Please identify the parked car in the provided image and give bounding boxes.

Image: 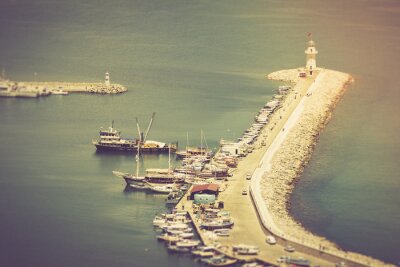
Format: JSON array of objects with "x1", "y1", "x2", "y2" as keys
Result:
[
  {"x1": 266, "y1": 235, "x2": 276, "y2": 245},
  {"x1": 284, "y1": 245, "x2": 295, "y2": 252},
  {"x1": 242, "y1": 189, "x2": 248, "y2": 195}
]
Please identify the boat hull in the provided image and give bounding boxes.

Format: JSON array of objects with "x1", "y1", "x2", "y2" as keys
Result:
[{"x1": 94, "y1": 143, "x2": 176, "y2": 153}]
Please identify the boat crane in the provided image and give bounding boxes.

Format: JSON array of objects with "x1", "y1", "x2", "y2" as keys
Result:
[
  {"x1": 136, "y1": 112, "x2": 156, "y2": 144},
  {"x1": 143, "y1": 112, "x2": 156, "y2": 143}
]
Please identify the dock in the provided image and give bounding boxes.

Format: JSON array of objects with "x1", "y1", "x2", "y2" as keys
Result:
[
  {"x1": 171, "y1": 67, "x2": 392, "y2": 267},
  {"x1": 0, "y1": 72, "x2": 127, "y2": 97}
]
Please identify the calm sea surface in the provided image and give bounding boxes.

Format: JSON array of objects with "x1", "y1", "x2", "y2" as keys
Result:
[{"x1": 0, "y1": 1, "x2": 399, "y2": 266}]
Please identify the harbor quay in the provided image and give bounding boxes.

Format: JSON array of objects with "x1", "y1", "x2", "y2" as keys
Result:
[
  {"x1": 0, "y1": 72, "x2": 127, "y2": 98},
  {"x1": 153, "y1": 39, "x2": 393, "y2": 267},
  {"x1": 175, "y1": 69, "x2": 339, "y2": 267},
  {"x1": 173, "y1": 67, "x2": 392, "y2": 267}
]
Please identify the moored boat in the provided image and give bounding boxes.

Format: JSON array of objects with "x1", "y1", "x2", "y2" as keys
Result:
[
  {"x1": 200, "y1": 218, "x2": 234, "y2": 230},
  {"x1": 232, "y1": 244, "x2": 259, "y2": 255},
  {"x1": 93, "y1": 116, "x2": 177, "y2": 153},
  {"x1": 201, "y1": 255, "x2": 237, "y2": 267},
  {"x1": 191, "y1": 246, "x2": 215, "y2": 257},
  {"x1": 51, "y1": 89, "x2": 69, "y2": 95},
  {"x1": 213, "y1": 229, "x2": 230, "y2": 237},
  {"x1": 148, "y1": 184, "x2": 176, "y2": 194},
  {"x1": 167, "y1": 244, "x2": 191, "y2": 253}
]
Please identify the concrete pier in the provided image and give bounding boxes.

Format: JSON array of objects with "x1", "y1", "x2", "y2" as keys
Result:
[
  {"x1": 177, "y1": 68, "x2": 393, "y2": 267},
  {"x1": 15, "y1": 81, "x2": 127, "y2": 94},
  {"x1": 0, "y1": 74, "x2": 127, "y2": 97}
]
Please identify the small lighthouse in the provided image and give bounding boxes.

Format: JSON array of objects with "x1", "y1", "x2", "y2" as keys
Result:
[
  {"x1": 105, "y1": 72, "x2": 110, "y2": 86},
  {"x1": 305, "y1": 36, "x2": 318, "y2": 76}
]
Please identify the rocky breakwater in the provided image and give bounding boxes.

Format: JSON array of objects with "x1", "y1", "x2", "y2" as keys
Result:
[
  {"x1": 84, "y1": 83, "x2": 127, "y2": 94},
  {"x1": 259, "y1": 69, "x2": 392, "y2": 266},
  {"x1": 22, "y1": 81, "x2": 127, "y2": 94}
]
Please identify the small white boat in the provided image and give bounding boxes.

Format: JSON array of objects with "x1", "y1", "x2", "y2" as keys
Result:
[
  {"x1": 167, "y1": 244, "x2": 191, "y2": 253},
  {"x1": 242, "y1": 262, "x2": 264, "y2": 267},
  {"x1": 213, "y1": 229, "x2": 230, "y2": 237},
  {"x1": 191, "y1": 246, "x2": 215, "y2": 257},
  {"x1": 200, "y1": 218, "x2": 234, "y2": 230},
  {"x1": 129, "y1": 183, "x2": 149, "y2": 190},
  {"x1": 149, "y1": 184, "x2": 175, "y2": 194},
  {"x1": 179, "y1": 232, "x2": 194, "y2": 239},
  {"x1": 233, "y1": 244, "x2": 260, "y2": 255},
  {"x1": 201, "y1": 255, "x2": 237, "y2": 267},
  {"x1": 176, "y1": 239, "x2": 200, "y2": 248},
  {"x1": 162, "y1": 223, "x2": 189, "y2": 232},
  {"x1": 157, "y1": 234, "x2": 180, "y2": 242},
  {"x1": 153, "y1": 216, "x2": 166, "y2": 227},
  {"x1": 51, "y1": 89, "x2": 69, "y2": 95}
]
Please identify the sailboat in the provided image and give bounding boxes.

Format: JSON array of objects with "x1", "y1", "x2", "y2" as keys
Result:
[
  {"x1": 147, "y1": 144, "x2": 179, "y2": 193},
  {"x1": 175, "y1": 130, "x2": 213, "y2": 159},
  {"x1": 112, "y1": 118, "x2": 146, "y2": 186}
]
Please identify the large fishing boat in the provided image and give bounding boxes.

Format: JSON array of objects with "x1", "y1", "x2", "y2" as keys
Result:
[{"x1": 92, "y1": 114, "x2": 177, "y2": 153}]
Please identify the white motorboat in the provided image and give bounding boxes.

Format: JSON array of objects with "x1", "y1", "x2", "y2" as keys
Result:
[
  {"x1": 167, "y1": 244, "x2": 191, "y2": 253},
  {"x1": 179, "y1": 232, "x2": 194, "y2": 239},
  {"x1": 233, "y1": 244, "x2": 260, "y2": 255},
  {"x1": 176, "y1": 239, "x2": 200, "y2": 249},
  {"x1": 162, "y1": 223, "x2": 189, "y2": 232},
  {"x1": 213, "y1": 229, "x2": 230, "y2": 237},
  {"x1": 191, "y1": 246, "x2": 215, "y2": 257},
  {"x1": 153, "y1": 216, "x2": 166, "y2": 227},
  {"x1": 51, "y1": 89, "x2": 69, "y2": 95},
  {"x1": 149, "y1": 184, "x2": 175, "y2": 194}
]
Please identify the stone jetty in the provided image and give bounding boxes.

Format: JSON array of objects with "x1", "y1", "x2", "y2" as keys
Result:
[{"x1": 0, "y1": 72, "x2": 127, "y2": 98}]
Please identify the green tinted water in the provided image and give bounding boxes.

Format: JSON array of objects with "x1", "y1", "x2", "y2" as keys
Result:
[{"x1": 0, "y1": 0, "x2": 399, "y2": 266}]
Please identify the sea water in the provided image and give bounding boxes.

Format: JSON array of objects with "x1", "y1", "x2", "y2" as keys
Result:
[{"x1": 0, "y1": 0, "x2": 399, "y2": 266}]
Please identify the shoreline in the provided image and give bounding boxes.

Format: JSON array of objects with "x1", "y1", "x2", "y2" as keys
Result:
[{"x1": 252, "y1": 68, "x2": 392, "y2": 266}]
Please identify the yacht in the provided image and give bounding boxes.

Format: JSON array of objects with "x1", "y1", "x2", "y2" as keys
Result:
[
  {"x1": 148, "y1": 184, "x2": 175, "y2": 194},
  {"x1": 93, "y1": 120, "x2": 177, "y2": 153}
]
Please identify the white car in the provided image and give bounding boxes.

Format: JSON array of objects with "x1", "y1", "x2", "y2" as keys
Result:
[
  {"x1": 284, "y1": 245, "x2": 295, "y2": 252},
  {"x1": 266, "y1": 235, "x2": 276, "y2": 245}
]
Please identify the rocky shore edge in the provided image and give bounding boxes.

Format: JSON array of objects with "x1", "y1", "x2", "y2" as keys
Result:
[{"x1": 261, "y1": 69, "x2": 393, "y2": 267}]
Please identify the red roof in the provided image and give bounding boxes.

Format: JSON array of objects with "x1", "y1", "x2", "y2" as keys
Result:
[{"x1": 191, "y1": 183, "x2": 219, "y2": 193}]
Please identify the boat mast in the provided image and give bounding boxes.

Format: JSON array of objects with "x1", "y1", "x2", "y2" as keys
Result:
[
  {"x1": 168, "y1": 143, "x2": 171, "y2": 175},
  {"x1": 203, "y1": 132, "x2": 209, "y2": 152},
  {"x1": 201, "y1": 129, "x2": 203, "y2": 155},
  {"x1": 135, "y1": 117, "x2": 142, "y2": 177},
  {"x1": 136, "y1": 140, "x2": 140, "y2": 178},
  {"x1": 185, "y1": 132, "x2": 189, "y2": 179}
]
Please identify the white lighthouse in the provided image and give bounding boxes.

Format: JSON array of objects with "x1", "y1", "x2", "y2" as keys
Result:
[
  {"x1": 105, "y1": 72, "x2": 110, "y2": 86},
  {"x1": 305, "y1": 37, "x2": 318, "y2": 76}
]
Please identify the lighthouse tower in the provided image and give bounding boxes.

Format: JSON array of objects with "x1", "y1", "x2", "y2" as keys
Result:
[
  {"x1": 305, "y1": 38, "x2": 318, "y2": 76},
  {"x1": 105, "y1": 72, "x2": 110, "y2": 86}
]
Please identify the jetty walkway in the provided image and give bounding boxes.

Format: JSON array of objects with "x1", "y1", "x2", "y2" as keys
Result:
[
  {"x1": 177, "y1": 69, "x2": 392, "y2": 267},
  {"x1": 0, "y1": 77, "x2": 127, "y2": 98}
]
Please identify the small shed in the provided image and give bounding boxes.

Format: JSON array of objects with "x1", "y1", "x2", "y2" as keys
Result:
[
  {"x1": 190, "y1": 184, "x2": 219, "y2": 200},
  {"x1": 193, "y1": 194, "x2": 216, "y2": 204}
]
